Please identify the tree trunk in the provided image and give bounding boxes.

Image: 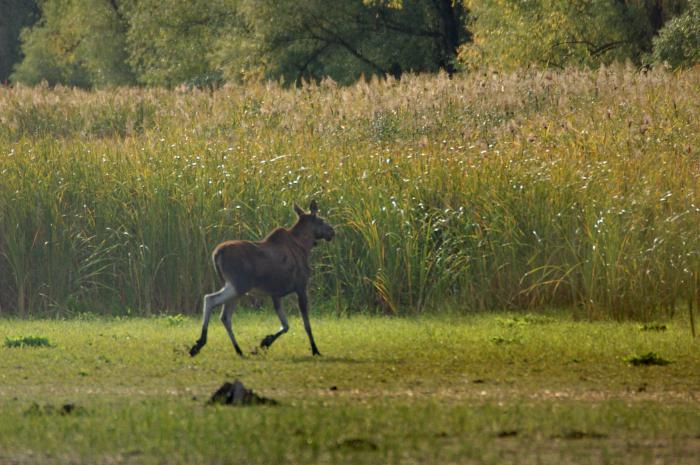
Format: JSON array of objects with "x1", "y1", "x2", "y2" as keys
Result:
[
  {"x1": 434, "y1": 0, "x2": 470, "y2": 75},
  {"x1": 648, "y1": 0, "x2": 664, "y2": 36}
]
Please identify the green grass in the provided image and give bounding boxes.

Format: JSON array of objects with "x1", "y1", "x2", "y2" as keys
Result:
[
  {"x1": 1, "y1": 66, "x2": 699, "y2": 319},
  {"x1": 1, "y1": 313, "x2": 699, "y2": 464}
]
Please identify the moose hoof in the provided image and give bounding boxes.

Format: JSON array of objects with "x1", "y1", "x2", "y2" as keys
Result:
[
  {"x1": 260, "y1": 335, "x2": 276, "y2": 348},
  {"x1": 235, "y1": 346, "x2": 244, "y2": 357},
  {"x1": 312, "y1": 348, "x2": 322, "y2": 357},
  {"x1": 189, "y1": 342, "x2": 204, "y2": 357}
]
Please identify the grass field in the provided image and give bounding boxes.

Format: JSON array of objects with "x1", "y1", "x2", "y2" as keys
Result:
[{"x1": 1, "y1": 313, "x2": 699, "y2": 464}]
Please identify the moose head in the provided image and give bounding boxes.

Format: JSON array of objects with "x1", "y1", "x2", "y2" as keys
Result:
[{"x1": 294, "y1": 200, "x2": 335, "y2": 244}]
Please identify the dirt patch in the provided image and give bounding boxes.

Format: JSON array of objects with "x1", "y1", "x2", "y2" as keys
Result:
[
  {"x1": 333, "y1": 438, "x2": 378, "y2": 451},
  {"x1": 554, "y1": 430, "x2": 608, "y2": 440},
  {"x1": 24, "y1": 402, "x2": 85, "y2": 416},
  {"x1": 625, "y1": 352, "x2": 671, "y2": 366}
]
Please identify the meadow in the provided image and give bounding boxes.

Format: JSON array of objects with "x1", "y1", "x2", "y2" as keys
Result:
[
  {"x1": 1, "y1": 313, "x2": 699, "y2": 465},
  {"x1": 1, "y1": 66, "x2": 700, "y2": 463},
  {"x1": 1, "y1": 65, "x2": 699, "y2": 320}
]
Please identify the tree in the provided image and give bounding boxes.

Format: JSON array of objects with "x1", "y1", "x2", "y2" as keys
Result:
[
  {"x1": 11, "y1": 0, "x2": 135, "y2": 87},
  {"x1": 0, "y1": 0, "x2": 39, "y2": 82},
  {"x1": 11, "y1": 0, "x2": 470, "y2": 87},
  {"x1": 219, "y1": 0, "x2": 471, "y2": 84},
  {"x1": 124, "y1": 0, "x2": 239, "y2": 87},
  {"x1": 460, "y1": 0, "x2": 683, "y2": 70},
  {"x1": 633, "y1": 0, "x2": 688, "y2": 37},
  {"x1": 652, "y1": 0, "x2": 700, "y2": 67}
]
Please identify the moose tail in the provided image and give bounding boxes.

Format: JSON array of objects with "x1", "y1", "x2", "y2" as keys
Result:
[{"x1": 212, "y1": 248, "x2": 225, "y2": 283}]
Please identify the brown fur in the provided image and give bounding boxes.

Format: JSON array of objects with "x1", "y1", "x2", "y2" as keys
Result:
[
  {"x1": 214, "y1": 226, "x2": 312, "y2": 298},
  {"x1": 189, "y1": 201, "x2": 334, "y2": 357}
]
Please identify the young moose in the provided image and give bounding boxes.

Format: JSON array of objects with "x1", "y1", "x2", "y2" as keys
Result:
[{"x1": 189, "y1": 201, "x2": 334, "y2": 357}]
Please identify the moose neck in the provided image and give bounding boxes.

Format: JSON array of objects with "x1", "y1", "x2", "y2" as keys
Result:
[{"x1": 290, "y1": 222, "x2": 316, "y2": 253}]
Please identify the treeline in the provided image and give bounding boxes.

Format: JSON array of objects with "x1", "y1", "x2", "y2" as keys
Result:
[{"x1": 1, "y1": 0, "x2": 699, "y2": 87}]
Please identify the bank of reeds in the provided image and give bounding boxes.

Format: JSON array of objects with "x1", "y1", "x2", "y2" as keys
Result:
[{"x1": 1, "y1": 65, "x2": 699, "y2": 319}]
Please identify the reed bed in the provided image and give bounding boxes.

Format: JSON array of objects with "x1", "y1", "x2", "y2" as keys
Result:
[{"x1": 0, "y1": 64, "x2": 699, "y2": 318}]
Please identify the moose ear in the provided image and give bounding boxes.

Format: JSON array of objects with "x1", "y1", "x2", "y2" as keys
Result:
[
  {"x1": 294, "y1": 204, "x2": 305, "y2": 217},
  {"x1": 309, "y1": 200, "x2": 319, "y2": 216}
]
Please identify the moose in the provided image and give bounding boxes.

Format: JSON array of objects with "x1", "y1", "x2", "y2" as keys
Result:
[{"x1": 189, "y1": 200, "x2": 335, "y2": 357}]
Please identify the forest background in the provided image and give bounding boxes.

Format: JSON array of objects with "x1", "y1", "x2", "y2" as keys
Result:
[{"x1": 1, "y1": 0, "x2": 699, "y2": 87}]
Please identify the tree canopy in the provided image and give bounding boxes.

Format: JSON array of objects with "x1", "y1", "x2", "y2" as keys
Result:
[
  {"x1": 5, "y1": 0, "x2": 699, "y2": 87},
  {"x1": 652, "y1": 0, "x2": 700, "y2": 67},
  {"x1": 0, "y1": 0, "x2": 39, "y2": 82},
  {"x1": 461, "y1": 0, "x2": 690, "y2": 70}
]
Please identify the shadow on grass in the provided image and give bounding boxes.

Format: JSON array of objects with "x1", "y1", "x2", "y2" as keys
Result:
[{"x1": 289, "y1": 355, "x2": 368, "y2": 364}]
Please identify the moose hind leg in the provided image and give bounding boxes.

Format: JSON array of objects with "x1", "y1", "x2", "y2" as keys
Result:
[
  {"x1": 189, "y1": 283, "x2": 237, "y2": 357},
  {"x1": 261, "y1": 296, "x2": 289, "y2": 349},
  {"x1": 220, "y1": 300, "x2": 243, "y2": 357},
  {"x1": 297, "y1": 290, "x2": 321, "y2": 356}
]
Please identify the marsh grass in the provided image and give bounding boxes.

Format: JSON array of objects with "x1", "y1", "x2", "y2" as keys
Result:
[
  {"x1": 640, "y1": 323, "x2": 668, "y2": 332},
  {"x1": 162, "y1": 314, "x2": 187, "y2": 327},
  {"x1": 0, "y1": 314, "x2": 698, "y2": 464},
  {"x1": 4, "y1": 335, "x2": 52, "y2": 348},
  {"x1": 0, "y1": 65, "x2": 699, "y2": 319}
]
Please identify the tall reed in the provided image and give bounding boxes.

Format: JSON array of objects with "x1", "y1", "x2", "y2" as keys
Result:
[{"x1": 0, "y1": 65, "x2": 698, "y2": 318}]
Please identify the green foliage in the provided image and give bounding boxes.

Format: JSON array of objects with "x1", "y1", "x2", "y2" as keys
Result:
[
  {"x1": 124, "y1": 0, "x2": 236, "y2": 87},
  {"x1": 11, "y1": 0, "x2": 135, "y2": 87},
  {"x1": 11, "y1": 0, "x2": 89, "y2": 86},
  {"x1": 0, "y1": 0, "x2": 39, "y2": 82},
  {"x1": 11, "y1": 0, "x2": 469, "y2": 87},
  {"x1": 226, "y1": 0, "x2": 469, "y2": 84},
  {"x1": 4, "y1": 335, "x2": 52, "y2": 348},
  {"x1": 163, "y1": 314, "x2": 187, "y2": 327},
  {"x1": 652, "y1": 0, "x2": 700, "y2": 68},
  {"x1": 8, "y1": 0, "x2": 697, "y2": 86},
  {"x1": 496, "y1": 315, "x2": 556, "y2": 327},
  {"x1": 462, "y1": 0, "x2": 653, "y2": 70}
]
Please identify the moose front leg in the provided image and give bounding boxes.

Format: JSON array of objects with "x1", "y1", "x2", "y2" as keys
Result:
[
  {"x1": 260, "y1": 296, "x2": 289, "y2": 349},
  {"x1": 297, "y1": 289, "x2": 321, "y2": 356}
]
